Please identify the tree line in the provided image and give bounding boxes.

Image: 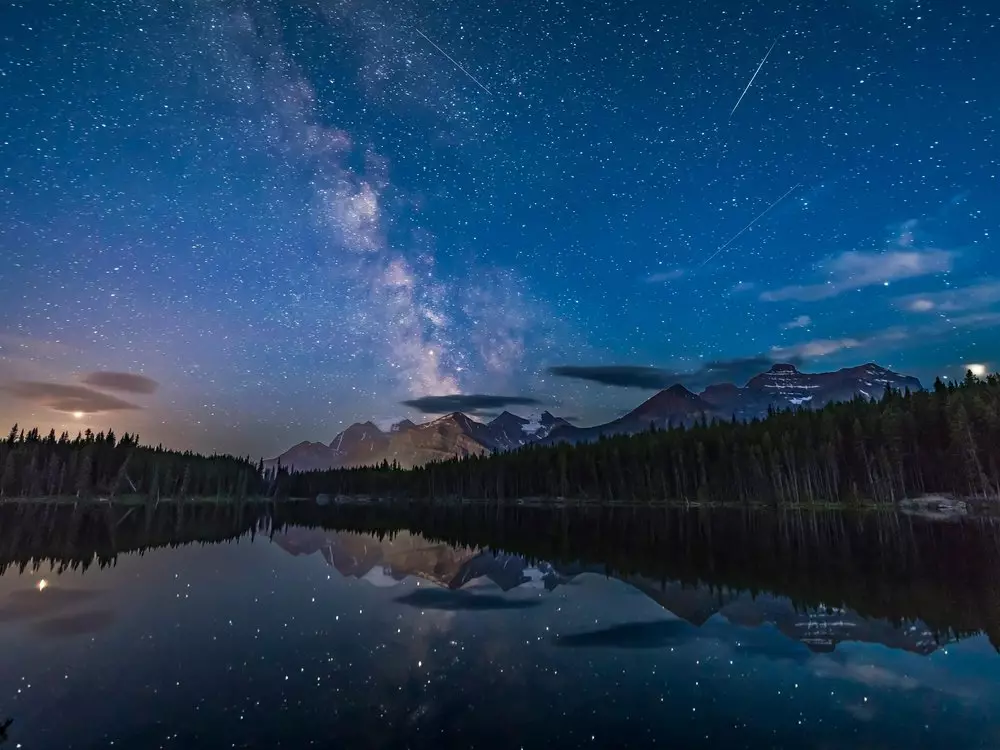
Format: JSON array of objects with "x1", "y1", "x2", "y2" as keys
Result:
[
  {"x1": 0, "y1": 425, "x2": 269, "y2": 501},
  {"x1": 286, "y1": 371, "x2": 1000, "y2": 504}
]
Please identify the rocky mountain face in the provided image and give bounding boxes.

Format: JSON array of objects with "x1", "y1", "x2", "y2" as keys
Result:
[
  {"x1": 266, "y1": 410, "x2": 575, "y2": 471},
  {"x1": 266, "y1": 362, "x2": 923, "y2": 469},
  {"x1": 543, "y1": 384, "x2": 717, "y2": 445},
  {"x1": 698, "y1": 362, "x2": 923, "y2": 420}
]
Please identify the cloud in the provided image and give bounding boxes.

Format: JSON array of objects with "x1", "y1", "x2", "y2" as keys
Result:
[
  {"x1": 782, "y1": 315, "x2": 812, "y2": 329},
  {"x1": 905, "y1": 298, "x2": 937, "y2": 312},
  {"x1": 892, "y1": 218, "x2": 920, "y2": 248},
  {"x1": 773, "y1": 310, "x2": 1000, "y2": 362},
  {"x1": 811, "y1": 657, "x2": 919, "y2": 691},
  {"x1": 761, "y1": 249, "x2": 955, "y2": 302},
  {"x1": 896, "y1": 280, "x2": 1000, "y2": 314},
  {"x1": 80, "y1": 371, "x2": 159, "y2": 395},
  {"x1": 770, "y1": 338, "x2": 863, "y2": 359},
  {"x1": 553, "y1": 619, "x2": 692, "y2": 649},
  {"x1": 550, "y1": 356, "x2": 797, "y2": 389},
  {"x1": 2, "y1": 381, "x2": 141, "y2": 414},
  {"x1": 394, "y1": 589, "x2": 541, "y2": 611},
  {"x1": 548, "y1": 365, "x2": 676, "y2": 390},
  {"x1": 401, "y1": 394, "x2": 543, "y2": 414},
  {"x1": 0, "y1": 587, "x2": 101, "y2": 623},
  {"x1": 645, "y1": 268, "x2": 685, "y2": 283},
  {"x1": 730, "y1": 281, "x2": 756, "y2": 293},
  {"x1": 31, "y1": 609, "x2": 116, "y2": 638}
]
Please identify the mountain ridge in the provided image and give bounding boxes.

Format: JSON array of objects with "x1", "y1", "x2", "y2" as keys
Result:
[{"x1": 266, "y1": 361, "x2": 923, "y2": 470}]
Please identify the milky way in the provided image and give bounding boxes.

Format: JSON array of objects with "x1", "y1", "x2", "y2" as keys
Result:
[{"x1": 1, "y1": 0, "x2": 997, "y2": 457}]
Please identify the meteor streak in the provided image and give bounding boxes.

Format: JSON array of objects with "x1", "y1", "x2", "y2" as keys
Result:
[
  {"x1": 699, "y1": 183, "x2": 801, "y2": 268},
  {"x1": 730, "y1": 38, "x2": 778, "y2": 118},
  {"x1": 415, "y1": 28, "x2": 494, "y2": 97}
]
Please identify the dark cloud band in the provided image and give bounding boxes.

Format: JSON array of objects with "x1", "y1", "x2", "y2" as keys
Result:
[
  {"x1": 548, "y1": 365, "x2": 675, "y2": 390},
  {"x1": 401, "y1": 394, "x2": 542, "y2": 414},
  {"x1": 549, "y1": 356, "x2": 802, "y2": 390},
  {"x1": 3, "y1": 382, "x2": 141, "y2": 414}
]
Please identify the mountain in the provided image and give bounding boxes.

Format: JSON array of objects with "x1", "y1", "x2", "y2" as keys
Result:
[
  {"x1": 267, "y1": 411, "x2": 575, "y2": 471},
  {"x1": 384, "y1": 412, "x2": 496, "y2": 468},
  {"x1": 266, "y1": 361, "x2": 923, "y2": 469},
  {"x1": 486, "y1": 410, "x2": 573, "y2": 450},
  {"x1": 266, "y1": 440, "x2": 339, "y2": 473},
  {"x1": 265, "y1": 421, "x2": 390, "y2": 472},
  {"x1": 718, "y1": 594, "x2": 945, "y2": 655},
  {"x1": 699, "y1": 362, "x2": 923, "y2": 420},
  {"x1": 544, "y1": 384, "x2": 719, "y2": 445},
  {"x1": 330, "y1": 421, "x2": 390, "y2": 465}
]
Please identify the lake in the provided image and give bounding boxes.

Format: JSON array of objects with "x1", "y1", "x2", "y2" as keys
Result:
[{"x1": 1, "y1": 500, "x2": 999, "y2": 749}]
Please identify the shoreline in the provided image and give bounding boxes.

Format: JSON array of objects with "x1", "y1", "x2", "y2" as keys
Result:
[{"x1": 1, "y1": 492, "x2": 995, "y2": 519}]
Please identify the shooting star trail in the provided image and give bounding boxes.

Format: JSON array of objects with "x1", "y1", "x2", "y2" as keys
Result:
[
  {"x1": 415, "y1": 28, "x2": 493, "y2": 97},
  {"x1": 698, "y1": 183, "x2": 802, "y2": 268},
  {"x1": 730, "y1": 38, "x2": 778, "y2": 118}
]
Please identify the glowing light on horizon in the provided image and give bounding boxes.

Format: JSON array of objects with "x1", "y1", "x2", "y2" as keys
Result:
[
  {"x1": 72, "y1": 411, "x2": 84, "y2": 419},
  {"x1": 37, "y1": 579, "x2": 48, "y2": 591},
  {"x1": 968, "y1": 363, "x2": 987, "y2": 377}
]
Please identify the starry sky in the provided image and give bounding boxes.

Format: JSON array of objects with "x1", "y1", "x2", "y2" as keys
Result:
[{"x1": 1, "y1": 0, "x2": 998, "y2": 457}]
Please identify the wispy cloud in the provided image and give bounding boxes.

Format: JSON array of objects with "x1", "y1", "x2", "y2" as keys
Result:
[
  {"x1": 2, "y1": 381, "x2": 142, "y2": 414},
  {"x1": 770, "y1": 338, "x2": 864, "y2": 359},
  {"x1": 896, "y1": 280, "x2": 1000, "y2": 313},
  {"x1": 770, "y1": 311, "x2": 1000, "y2": 361},
  {"x1": 782, "y1": 315, "x2": 812, "y2": 330},
  {"x1": 645, "y1": 268, "x2": 685, "y2": 283},
  {"x1": 761, "y1": 249, "x2": 955, "y2": 302},
  {"x1": 891, "y1": 218, "x2": 920, "y2": 248},
  {"x1": 80, "y1": 371, "x2": 159, "y2": 395}
]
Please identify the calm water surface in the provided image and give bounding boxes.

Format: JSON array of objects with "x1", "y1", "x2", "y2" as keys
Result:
[{"x1": 1, "y1": 502, "x2": 999, "y2": 749}]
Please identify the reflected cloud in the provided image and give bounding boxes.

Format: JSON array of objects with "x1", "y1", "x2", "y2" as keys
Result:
[
  {"x1": 31, "y1": 609, "x2": 116, "y2": 637},
  {"x1": 811, "y1": 657, "x2": 919, "y2": 690},
  {"x1": 395, "y1": 588, "x2": 542, "y2": 611},
  {"x1": 0, "y1": 586, "x2": 101, "y2": 624},
  {"x1": 554, "y1": 619, "x2": 693, "y2": 649}
]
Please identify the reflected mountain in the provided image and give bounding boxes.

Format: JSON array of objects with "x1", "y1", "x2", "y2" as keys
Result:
[
  {"x1": 1, "y1": 500, "x2": 998, "y2": 657},
  {"x1": 271, "y1": 526, "x2": 963, "y2": 656},
  {"x1": 272, "y1": 526, "x2": 569, "y2": 593}
]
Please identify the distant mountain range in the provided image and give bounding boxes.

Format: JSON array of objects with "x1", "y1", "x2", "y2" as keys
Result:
[
  {"x1": 267, "y1": 362, "x2": 922, "y2": 471},
  {"x1": 272, "y1": 527, "x2": 948, "y2": 656}
]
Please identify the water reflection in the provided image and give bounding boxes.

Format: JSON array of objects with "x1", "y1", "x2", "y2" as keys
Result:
[{"x1": 0, "y1": 501, "x2": 999, "y2": 748}]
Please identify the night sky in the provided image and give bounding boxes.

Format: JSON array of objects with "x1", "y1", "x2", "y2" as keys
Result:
[{"x1": 1, "y1": 0, "x2": 998, "y2": 458}]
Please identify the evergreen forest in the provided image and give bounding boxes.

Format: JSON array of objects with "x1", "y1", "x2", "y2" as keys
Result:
[
  {"x1": 0, "y1": 425, "x2": 265, "y2": 501},
  {"x1": 4, "y1": 371, "x2": 999, "y2": 506},
  {"x1": 285, "y1": 371, "x2": 1000, "y2": 505}
]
